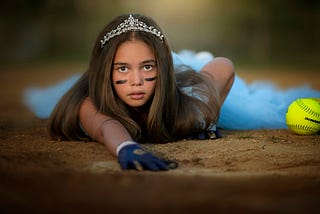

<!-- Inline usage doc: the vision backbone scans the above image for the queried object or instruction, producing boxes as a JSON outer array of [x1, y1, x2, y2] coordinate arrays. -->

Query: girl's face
[[112, 39, 157, 108]]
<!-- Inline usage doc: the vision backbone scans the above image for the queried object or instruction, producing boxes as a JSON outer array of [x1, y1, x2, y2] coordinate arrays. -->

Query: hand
[[191, 124, 222, 140], [117, 143, 178, 171], [188, 129, 222, 140], [197, 129, 222, 140]]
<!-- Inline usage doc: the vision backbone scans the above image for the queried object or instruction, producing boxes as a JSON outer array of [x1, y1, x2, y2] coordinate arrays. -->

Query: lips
[[128, 91, 146, 100]]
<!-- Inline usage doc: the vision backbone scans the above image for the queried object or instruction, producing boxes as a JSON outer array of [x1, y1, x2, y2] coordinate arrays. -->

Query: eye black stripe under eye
[[145, 77, 157, 81], [115, 80, 127, 84], [115, 77, 156, 84]]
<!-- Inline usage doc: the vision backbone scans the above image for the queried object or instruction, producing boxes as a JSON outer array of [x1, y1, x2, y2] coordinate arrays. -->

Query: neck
[[128, 100, 152, 124]]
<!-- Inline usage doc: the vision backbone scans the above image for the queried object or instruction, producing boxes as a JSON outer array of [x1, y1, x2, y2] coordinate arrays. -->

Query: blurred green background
[[1, 0, 319, 68]]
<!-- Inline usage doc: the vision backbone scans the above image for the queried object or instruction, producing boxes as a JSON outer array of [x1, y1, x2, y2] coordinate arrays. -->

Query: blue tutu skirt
[[24, 50, 320, 130]]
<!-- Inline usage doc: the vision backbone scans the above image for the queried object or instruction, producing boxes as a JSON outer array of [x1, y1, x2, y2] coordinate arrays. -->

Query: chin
[[127, 101, 147, 108]]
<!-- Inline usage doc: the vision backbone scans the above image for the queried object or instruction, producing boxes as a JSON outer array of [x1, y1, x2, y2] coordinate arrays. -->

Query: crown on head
[[100, 14, 164, 48]]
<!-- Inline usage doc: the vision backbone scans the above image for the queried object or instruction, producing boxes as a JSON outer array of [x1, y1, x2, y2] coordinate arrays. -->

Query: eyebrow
[[141, 59, 156, 65], [113, 59, 156, 66]]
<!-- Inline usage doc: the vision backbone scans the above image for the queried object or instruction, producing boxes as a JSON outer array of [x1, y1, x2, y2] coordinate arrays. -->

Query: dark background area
[[1, 0, 319, 68]]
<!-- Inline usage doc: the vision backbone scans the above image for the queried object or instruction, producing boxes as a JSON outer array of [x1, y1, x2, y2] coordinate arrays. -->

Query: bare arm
[[200, 57, 235, 104], [79, 97, 132, 156]]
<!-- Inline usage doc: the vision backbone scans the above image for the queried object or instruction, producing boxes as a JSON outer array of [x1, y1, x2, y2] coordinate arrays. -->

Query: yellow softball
[[286, 98, 320, 135]]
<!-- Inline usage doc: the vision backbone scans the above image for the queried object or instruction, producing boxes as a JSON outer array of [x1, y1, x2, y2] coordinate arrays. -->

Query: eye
[[143, 64, 154, 71], [117, 66, 128, 73]]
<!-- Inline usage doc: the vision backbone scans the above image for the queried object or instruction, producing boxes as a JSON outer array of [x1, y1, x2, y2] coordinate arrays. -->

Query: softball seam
[[287, 124, 318, 132], [296, 99, 320, 118]]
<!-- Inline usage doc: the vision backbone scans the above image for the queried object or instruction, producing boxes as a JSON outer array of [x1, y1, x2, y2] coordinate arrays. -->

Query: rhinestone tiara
[[100, 14, 164, 48]]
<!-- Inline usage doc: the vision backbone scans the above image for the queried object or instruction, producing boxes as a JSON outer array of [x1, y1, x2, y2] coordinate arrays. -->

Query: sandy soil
[[0, 64, 319, 213]]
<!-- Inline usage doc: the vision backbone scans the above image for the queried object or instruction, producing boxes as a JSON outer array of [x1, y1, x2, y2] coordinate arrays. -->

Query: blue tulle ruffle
[[23, 74, 80, 119]]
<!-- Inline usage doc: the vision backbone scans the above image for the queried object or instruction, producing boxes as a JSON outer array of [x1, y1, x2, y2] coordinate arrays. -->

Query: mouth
[[128, 92, 146, 100]]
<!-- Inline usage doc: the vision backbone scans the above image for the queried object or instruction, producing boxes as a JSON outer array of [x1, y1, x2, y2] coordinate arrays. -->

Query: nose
[[129, 70, 143, 86]]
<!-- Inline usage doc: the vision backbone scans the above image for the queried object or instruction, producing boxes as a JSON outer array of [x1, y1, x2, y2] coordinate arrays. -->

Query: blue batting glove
[[192, 124, 222, 140], [117, 142, 178, 171], [189, 129, 222, 140]]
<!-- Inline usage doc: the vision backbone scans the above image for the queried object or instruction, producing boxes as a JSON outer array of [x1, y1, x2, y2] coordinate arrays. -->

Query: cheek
[[113, 82, 126, 97], [146, 80, 157, 92]]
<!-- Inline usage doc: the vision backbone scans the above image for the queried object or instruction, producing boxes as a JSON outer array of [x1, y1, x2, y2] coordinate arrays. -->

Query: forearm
[[79, 97, 132, 156]]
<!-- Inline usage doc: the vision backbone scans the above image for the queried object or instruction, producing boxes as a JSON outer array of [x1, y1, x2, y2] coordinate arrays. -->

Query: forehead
[[114, 39, 155, 62]]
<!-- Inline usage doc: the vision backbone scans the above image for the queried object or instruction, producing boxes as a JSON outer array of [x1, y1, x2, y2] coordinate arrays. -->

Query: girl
[[47, 14, 235, 171]]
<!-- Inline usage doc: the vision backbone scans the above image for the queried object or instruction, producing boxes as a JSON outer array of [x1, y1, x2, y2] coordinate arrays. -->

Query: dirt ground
[[0, 64, 319, 213]]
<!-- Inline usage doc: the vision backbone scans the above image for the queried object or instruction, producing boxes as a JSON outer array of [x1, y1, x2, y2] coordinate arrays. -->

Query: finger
[[119, 160, 129, 170], [212, 130, 222, 138], [166, 160, 179, 169], [198, 132, 206, 139], [132, 160, 144, 171], [153, 159, 170, 170], [141, 160, 160, 171], [151, 157, 178, 170]]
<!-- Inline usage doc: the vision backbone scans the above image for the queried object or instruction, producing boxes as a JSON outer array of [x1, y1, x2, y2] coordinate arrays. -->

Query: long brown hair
[[48, 14, 220, 143]]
